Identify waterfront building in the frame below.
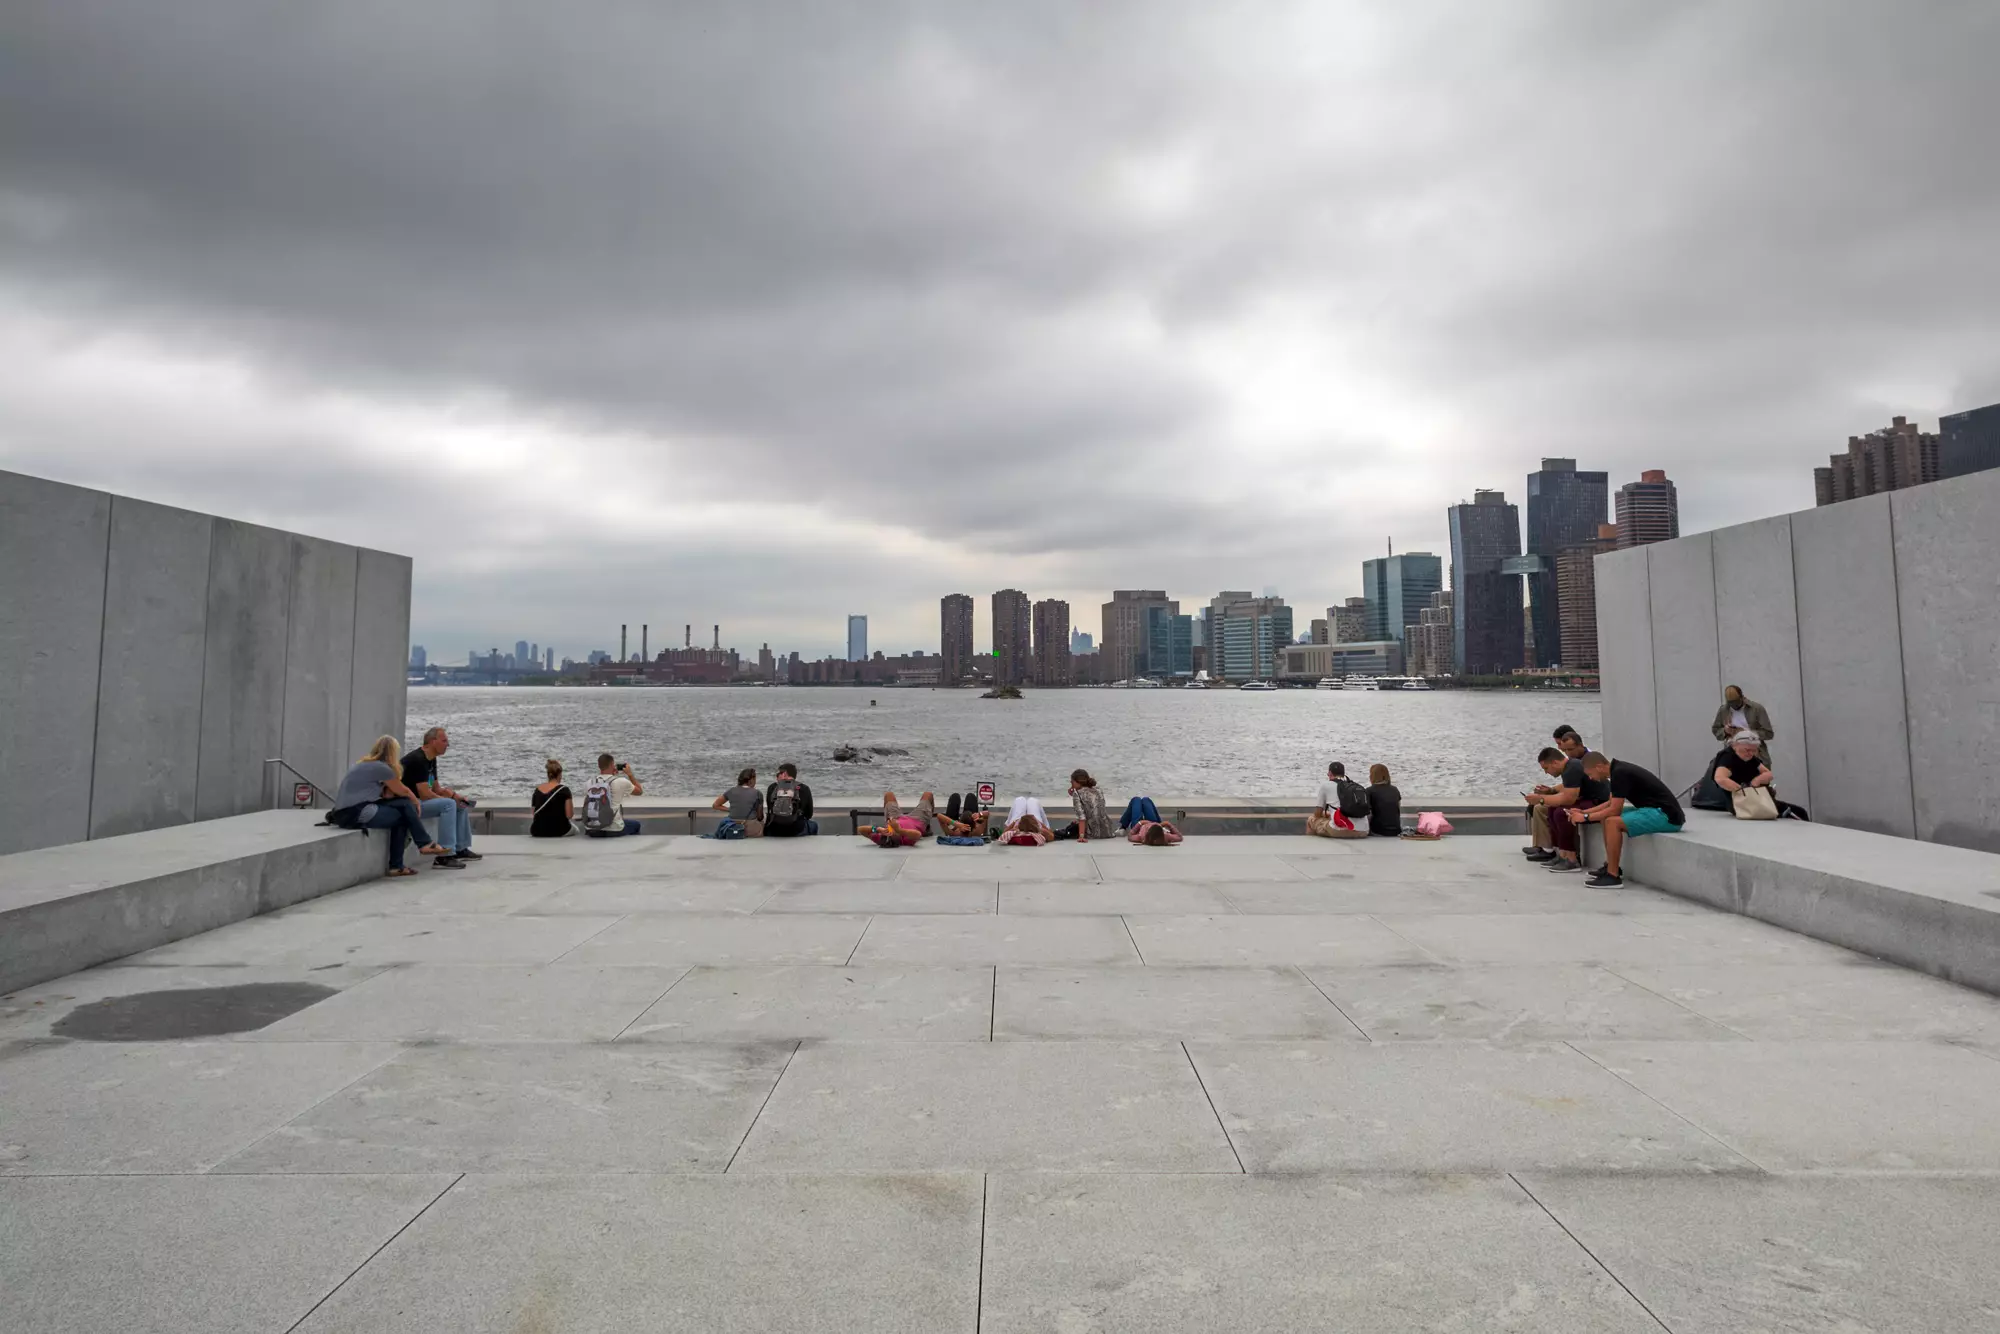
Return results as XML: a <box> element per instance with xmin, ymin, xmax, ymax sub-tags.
<box><xmin>846</xmin><ymin>615</ymin><xmax>868</xmax><ymax>662</ymax></box>
<box><xmin>1939</xmin><ymin>401</ymin><xmax>2000</xmax><ymax>482</ymax></box>
<box><xmin>1329</xmin><ymin>596</ymin><xmax>1369</xmax><ymax>644</ymax></box>
<box><xmin>993</xmin><ymin>588</ymin><xmax>1032</xmax><ymax>686</ymax></box>
<box><xmin>939</xmin><ymin>593</ymin><xmax>974</xmax><ymax>685</ymax></box>
<box><xmin>515</xmin><ymin>640</ymin><xmax>530</xmax><ymax>666</ymax></box>
<box><xmin>1208</xmin><ymin>592</ymin><xmax>1293</xmax><ymax>682</ymax></box>
<box><xmin>1362</xmin><ymin>552</ymin><xmax>1443</xmax><ymax>645</ymax></box>
<box><xmin>1309</xmin><ymin>618</ymin><xmax>1329</xmax><ymax>645</ymax></box>
<box><xmin>1615</xmin><ymin>470</ymin><xmax>1681</xmax><ymax>546</ymax></box>
<box><xmin>1071</xmin><ymin>650</ymin><xmax>1102</xmax><ymax>685</ymax></box>
<box><xmin>1144</xmin><ymin>605</ymin><xmax>1194</xmax><ymax>678</ymax></box>
<box><xmin>1032</xmin><ymin>598</ymin><xmax>1072</xmax><ymax>686</ymax></box>
<box><xmin>1100</xmin><ymin>590</ymin><xmax>1177</xmax><ymax>681</ymax></box>
<box><xmin>1555</xmin><ymin>523</ymin><xmax>1618</xmax><ymax>671</ymax></box>
<box><xmin>1069</xmin><ymin>629</ymin><xmax>1094</xmax><ymax>654</ymax></box>
<box><xmin>1525</xmin><ymin>459</ymin><xmax>1608</xmax><ymax>668</ymax></box>
<box><xmin>1403</xmin><ymin>589</ymin><xmax>1454</xmax><ymax>677</ymax></box>
<box><xmin>409</xmin><ymin>645</ymin><xmax>427</xmax><ymax>670</ymax></box>
<box><xmin>1278</xmin><ymin>640</ymin><xmax>1404</xmax><ymax>682</ymax></box>
<box><xmin>1813</xmin><ymin>416</ymin><xmax>1939</xmax><ymax>505</ymax></box>
<box><xmin>1448</xmin><ymin>489</ymin><xmax>1524</xmax><ymax>676</ymax></box>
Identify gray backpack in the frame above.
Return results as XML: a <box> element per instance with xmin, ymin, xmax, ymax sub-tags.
<box><xmin>768</xmin><ymin>779</ymin><xmax>801</xmax><ymax>824</ymax></box>
<box><xmin>582</xmin><ymin>777</ymin><xmax>617</xmax><ymax>832</ymax></box>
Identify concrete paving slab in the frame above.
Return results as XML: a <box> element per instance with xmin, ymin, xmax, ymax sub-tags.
<box><xmin>1186</xmin><ymin>1041</ymin><xmax>1755</xmax><ymax>1172</ymax></box>
<box><xmin>284</xmin><ymin>871</ymin><xmax>567</xmax><ymax>916</ymax></box>
<box><xmin>560</xmin><ymin>913</ymin><xmax>871</xmax><ymax>966</ymax></box>
<box><xmin>688</xmin><ymin>857</ymin><xmax>906</xmax><ymax>881</ymax></box>
<box><xmin>253</xmin><ymin>964</ymin><xmax>686</xmax><ymax>1042</ymax></box>
<box><xmin>128</xmin><ymin>911</ymin><xmax>623</xmax><ymax>967</ymax></box>
<box><xmin>515</xmin><ymin>877</ymin><xmax>779</xmax><ymax>914</ymax></box>
<box><xmin>219</xmin><ymin>1041</ymin><xmax>794</xmax><ymax>1173</ymax></box>
<box><xmin>1380</xmin><ymin>910</ymin><xmax>1860</xmax><ymax>966</ymax></box>
<box><xmin>1521</xmin><ymin>1173</ymin><xmax>2000</xmax><ymax>1334</ymax></box>
<box><xmin>997</xmin><ymin>881</ymin><xmax>1237</xmax><ymax>915</ymax></box>
<box><xmin>1281</xmin><ymin>852</ymin><xmax>1505</xmax><ymax>882</ymax></box>
<box><xmin>730</xmin><ymin>1041</ymin><xmax>1239</xmax><ymax>1172</ymax></box>
<box><xmin>1612</xmin><ymin>960</ymin><xmax>2000</xmax><ymax>1042</ymax></box>
<box><xmin>1579</xmin><ymin>1039</ymin><xmax>2000</xmax><ymax>1170</ymax></box>
<box><xmin>981</xmin><ymin>1173</ymin><xmax>1660</xmax><ymax>1334</ymax></box>
<box><xmin>757</xmin><ymin>880</ymin><xmax>996</xmax><ymax>914</ymax></box>
<box><xmin>0</xmin><ymin>963</ymin><xmax>387</xmax><ymax>1040</ymax></box>
<box><xmin>1123</xmin><ymin>914</ymin><xmax>1436</xmax><ymax>966</ymax></box>
<box><xmin>848</xmin><ymin>914</ymin><xmax>1142</xmax><ymax>966</ymax></box>
<box><xmin>291</xmin><ymin>1173</ymin><xmax>982</xmax><ymax>1334</ymax></box>
<box><xmin>994</xmin><ymin>966</ymin><xmax>1359</xmax><ymax>1041</ymax></box>
<box><xmin>1220</xmin><ymin>878</ymin><xmax>1709</xmax><ymax>916</ymax></box>
<box><xmin>0</xmin><ymin>1039</ymin><xmax>400</xmax><ymax>1173</ymax></box>
<box><xmin>1095</xmin><ymin>853</ymin><xmax>1305</xmax><ymax>882</ymax></box>
<box><xmin>896</xmin><ymin>855</ymin><xmax>1103</xmax><ymax>883</ymax></box>
<box><xmin>623</xmin><ymin>965</ymin><xmax>992</xmax><ymax>1041</ymax></box>
<box><xmin>0</xmin><ymin>1173</ymin><xmax>456</xmax><ymax>1334</ymax></box>
<box><xmin>1307</xmin><ymin>964</ymin><xmax>1738</xmax><ymax>1041</ymax></box>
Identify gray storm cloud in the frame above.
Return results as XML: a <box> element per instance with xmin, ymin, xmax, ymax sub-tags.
<box><xmin>2</xmin><ymin>0</ymin><xmax>1996</xmax><ymax>658</ymax></box>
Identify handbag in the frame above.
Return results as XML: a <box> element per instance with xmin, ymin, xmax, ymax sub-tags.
<box><xmin>1731</xmin><ymin>786</ymin><xmax>1778</xmax><ymax>820</ymax></box>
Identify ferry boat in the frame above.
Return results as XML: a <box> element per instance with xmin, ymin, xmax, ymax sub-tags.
<box><xmin>1238</xmin><ymin>680</ymin><xmax>1279</xmax><ymax>692</ymax></box>
<box><xmin>1314</xmin><ymin>677</ymin><xmax>1342</xmax><ymax>690</ymax></box>
<box><xmin>1401</xmin><ymin>677</ymin><xmax>1433</xmax><ymax>691</ymax></box>
<box><xmin>1344</xmin><ymin>674</ymin><xmax>1377</xmax><ymax>690</ymax></box>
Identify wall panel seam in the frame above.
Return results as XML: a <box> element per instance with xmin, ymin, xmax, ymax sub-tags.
<box><xmin>83</xmin><ymin>495</ymin><xmax>114</xmax><ymax>838</ymax></box>
<box><xmin>1885</xmin><ymin>498</ymin><xmax>1921</xmax><ymax>840</ymax></box>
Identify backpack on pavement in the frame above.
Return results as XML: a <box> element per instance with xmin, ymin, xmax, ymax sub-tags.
<box><xmin>582</xmin><ymin>777</ymin><xmax>616</xmax><ymax>833</ymax></box>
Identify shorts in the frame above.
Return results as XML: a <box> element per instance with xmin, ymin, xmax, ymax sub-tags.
<box><xmin>1620</xmin><ymin>807</ymin><xmax>1683</xmax><ymax>838</ymax></box>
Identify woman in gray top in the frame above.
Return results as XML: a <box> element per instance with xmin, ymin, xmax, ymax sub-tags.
<box><xmin>1069</xmin><ymin>770</ymin><xmax>1117</xmax><ymax>842</ymax></box>
<box><xmin>712</xmin><ymin>768</ymin><xmax>765</xmax><ymax>826</ymax></box>
<box><xmin>328</xmin><ymin>736</ymin><xmax>450</xmax><ymax>875</ymax></box>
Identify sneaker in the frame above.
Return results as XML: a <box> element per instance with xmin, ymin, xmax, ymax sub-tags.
<box><xmin>432</xmin><ymin>856</ymin><xmax>467</xmax><ymax>870</ymax></box>
<box><xmin>1545</xmin><ymin>859</ymin><xmax>1585</xmax><ymax>873</ymax></box>
<box><xmin>1586</xmin><ymin>870</ymin><xmax>1624</xmax><ymax>888</ymax></box>
<box><xmin>1523</xmin><ymin>848</ymin><xmax>1555</xmax><ymax>862</ymax></box>
<box><xmin>1520</xmin><ymin>845</ymin><xmax>1543</xmax><ymax>856</ymax></box>
<box><xmin>454</xmin><ymin>849</ymin><xmax>483</xmax><ymax>861</ymax></box>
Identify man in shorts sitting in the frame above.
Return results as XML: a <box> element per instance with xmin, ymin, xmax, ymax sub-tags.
<box><xmin>1568</xmin><ymin>752</ymin><xmax>1684</xmax><ymax>888</ymax></box>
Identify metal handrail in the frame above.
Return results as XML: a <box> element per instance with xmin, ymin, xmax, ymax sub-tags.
<box><xmin>264</xmin><ymin>757</ymin><xmax>334</xmax><ymax>809</ymax></box>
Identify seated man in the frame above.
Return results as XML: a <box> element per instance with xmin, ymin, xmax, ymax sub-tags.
<box><xmin>1523</xmin><ymin>730</ymin><xmax>1604</xmax><ymax>872</ymax></box>
<box><xmin>1306</xmin><ymin>762</ymin><xmax>1369</xmax><ymax>838</ymax></box>
<box><xmin>763</xmin><ymin>763</ymin><xmax>817</xmax><ymax>837</ymax></box>
<box><xmin>403</xmin><ymin>726</ymin><xmax>477</xmax><ymax>868</ymax></box>
<box><xmin>581</xmin><ymin>753</ymin><xmax>643</xmax><ymax>836</ymax></box>
<box><xmin>1568</xmin><ymin>752</ymin><xmax>1684</xmax><ymax>888</ymax></box>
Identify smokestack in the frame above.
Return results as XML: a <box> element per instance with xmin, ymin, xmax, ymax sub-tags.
<box><xmin>620</xmin><ymin>624</ymin><xmax>627</xmax><ymax>662</ymax></box>
<box><xmin>641</xmin><ymin>624</ymin><xmax>648</xmax><ymax>662</ymax></box>
<box><xmin>712</xmin><ymin>624</ymin><xmax>720</xmax><ymax>650</ymax></box>
<box><xmin>685</xmin><ymin>624</ymin><xmax>691</xmax><ymax>649</ymax></box>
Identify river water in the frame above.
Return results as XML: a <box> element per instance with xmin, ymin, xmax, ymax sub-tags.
<box><xmin>401</xmin><ymin>686</ymin><xmax>1601</xmax><ymax>802</ymax></box>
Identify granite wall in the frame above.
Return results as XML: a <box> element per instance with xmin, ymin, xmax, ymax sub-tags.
<box><xmin>0</xmin><ymin>470</ymin><xmax>411</xmax><ymax>855</ymax></box>
<box><xmin>1594</xmin><ymin>467</ymin><xmax>2000</xmax><ymax>852</ymax></box>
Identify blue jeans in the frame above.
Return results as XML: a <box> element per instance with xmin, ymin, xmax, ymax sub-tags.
<box><xmin>339</xmin><ymin>798</ymin><xmax>433</xmax><ymax>870</ymax></box>
<box><xmin>588</xmin><ymin>819</ymin><xmax>642</xmax><ymax>837</ymax></box>
<box><xmin>420</xmin><ymin>797</ymin><xmax>472</xmax><ymax>853</ymax></box>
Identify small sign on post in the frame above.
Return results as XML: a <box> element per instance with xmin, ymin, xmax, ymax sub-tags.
<box><xmin>975</xmin><ymin>780</ymin><xmax>996</xmax><ymax>808</ymax></box>
<box><xmin>292</xmin><ymin>782</ymin><xmax>314</xmax><ymax>808</ymax></box>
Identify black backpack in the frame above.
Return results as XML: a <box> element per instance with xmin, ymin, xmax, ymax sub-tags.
<box><xmin>1336</xmin><ymin>778</ymin><xmax>1371</xmax><ymax>819</ymax></box>
<box><xmin>769</xmin><ymin>780</ymin><xmax>802</xmax><ymax>823</ymax></box>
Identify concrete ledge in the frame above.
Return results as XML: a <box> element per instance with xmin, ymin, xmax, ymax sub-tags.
<box><xmin>0</xmin><ymin>812</ymin><xmax>386</xmax><ymax>994</ymax></box>
<box><xmin>1621</xmin><ymin>812</ymin><xmax>2000</xmax><ymax>995</ymax></box>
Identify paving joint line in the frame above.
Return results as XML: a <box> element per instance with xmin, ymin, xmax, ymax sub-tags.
<box><xmin>843</xmin><ymin>916</ymin><xmax>874</xmax><ymax>966</ymax></box>
<box><xmin>608</xmin><ymin>965</ymin><xmax>697</xmax><ymax>1041</ymax></box>
<box><xmin>723</xmin><ymin>1040</ymin><xmax>801</xmax><ymax>1173</ymax></box>
<box><xmin>988</xmin><ymin>966</ymin><xmax>998</xmax><ymax>1042</ymax></box>
<box><xmin>282</xmin><ymin>1172</ymin><xmax>464</xmax><ymax>1333</ymax></box>
<box><xmin>1293</xmin><ymin>965</ymin><xmax>1372</xmax><ymax>1041</ymax></box>
<box><xmin>199</xmin><ymin>1043</ymin><xmax>409</xmax><ymax>1173</ymax></box>
<box><xmin>1507</xmin><ymin>1172</ymin><xmax>1677</xmax><ymax>1333</ymax></box>
<box><xmin>1117</xmin><ymin>915</ymin><xmax>1146</xmax><ymax>965</ymax></box>
<box><xmin>1362</xmin><ymin>912</ymin><xmax>1447</xmax><ymax>964</ymax></box>
<box><xmin>974</xmin><ymin>1172</ymin><xmax>989</xmax><ymax>1333</ymax></box>
<box><xmin>542</xmin><ymin>912</ymin><xmax>634</xmax><ymax>964</ymax></box>
<box><xmin>1561</xmin><ymin>1039</ymin><xmax>1773</xmax><ymax>1172</ymax></box>
<box><xmin>1181</xmin><ymin>1041</ymin><xmax>1245</xmax><ymax>1174</ymax></box>
<box><xmin>1599</xmin><ymin>965</ymin><xmax>1758</xmax><ymax>1040</ymax></box>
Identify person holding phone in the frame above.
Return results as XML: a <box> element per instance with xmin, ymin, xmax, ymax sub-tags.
<box><xmin>582</xmin><ymin>752</ymin><xmax>644</xmax><ymax>836</ymax></box>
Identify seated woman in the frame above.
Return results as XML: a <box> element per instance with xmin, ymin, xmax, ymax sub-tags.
<box><xmin>1063</xmin><ymin>770</ymin><xmax>1117</xmax><ymax>842</ymax></box>
<box><xmin>711</xmin><ymin>768</ymin><xmax>764</xmax><ymax>834</ymax></box>
<box><xmin>859</xmin><ymin>791</ymin><xmax>936</xmax><ymax>846</ymax></box>
<box><xmin>529</xmin><ymin>758</ymin><xmax>574</xmax><ymax>837</ymax></box>
<box><xmin>1366</xmin><ymin>763</ymin><xmax>1403</xmax><ymax>836</ymax></box>
<box><xmin>1710</xmin><ymin>730</ymin><xmax>1803</xmax><ymax>820</ymax></box>
<box><xmin>1127</xmin><ymin>818</ymin><xmax>1183</xmax><ymax>846</ymax></box>
<box><xmin>327</xmin><ymin>735</ymin><xmax>450</xmax><ymax>876</ymax></box>
<box><xmin>1001</xmin><ymin>812</ymin><xmax>1052</xmax><ymax>846</ymax></box>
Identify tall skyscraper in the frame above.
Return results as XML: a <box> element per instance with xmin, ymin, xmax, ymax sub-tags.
<box><xmin>1208</xmin><ymin>592</ymin><xmax>1293</xmax><ymax>681</ymax></box>
<box><xmin>1069</xmin><ymin>629</ymin><xmax>1094</xmax><ymax>654</ymax></box>
<box><xmin>1448</xmin><ymin>489</ymin><xmax>1524</xmax><ymax>676</ymax></box>
<box><xmin>1362</xmin><ymin>552</ymin><xmax>1444</xmax><ymax>645</ymax></box>
<box><xmin>1615</xmin><ymin>470</ymin><xmax>1681</xmax><ymax>546</ymax></box>
<box><xmin>515</xmin><ymin>640</ymin><xmax>530</xmax><ymax>666</ymax></box>
<box><xmin>1812</xmin><ymin>416</ymin><xmax>1939</xmax><ymax>505</ymax></box>
<box><xmin>1554</xmin><ymin>523</ymin><xmax>1618</xmax><ymax>671</ymax></box>
<box><xmin>545</xmin><ymin>647</ymin><xmax>555</xmax><ymax>672</ymax></box>
<box><xmin>1032</xmin><ymin>599</ymin><xmax>1072</xmax><ymax>686</ymax></box>
<box><xmin>1143</xmin><ymin>605</ymin><xmax>1194</xmax><ymax>677</ymax></box>
<box><xmin>1100</xmin><ymin>590</ymin><xmax>1177</xmax><ymax>682</ymax></box>
<box><xmin>1939</xmin><ymin>401</ymin><xmax>2000</xmax><ymax>482</ymax></box>
<box><xmin>939</xmin><ymin>593</ymin><xmax>974</xmax><ymax>684</ymax></box>
<box><xmin>846</xmin><ymin>615</ymin><xmax>868</xmax><ymax>662</ymax></box>
<box><xmin>409</xmin><ymin>645</ymin><xmax>427</xmax><ymax>670</ymax></box>
<box><xmin>1525</xmin><ymin>459</ymin><xmax>1609</xmax><ymax>667</ymax></box>
<box><xmin>1328</xmin><ymin>596</ymin><xmax>1369</xmax><ymax>643</ymax></box>
<box><xmin>992</xmin><ymin>589</ymin><xmax>1032</xmax><ymax>685</ymax></box>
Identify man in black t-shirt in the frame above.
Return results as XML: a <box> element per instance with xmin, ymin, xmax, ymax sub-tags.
<box><xmin>1568</xmin><ymin>752</ymin><xmax>1683</xmax><ymax>887</ymax></box>
<box><xmin>1525</xmin><ymin>731</ymin><xmax>1611</xmax><ymax>871</ymax></box>
<box><xmin>763</xmin><ymin>761</ymin><xmax>818</xmax><ymax>837</ymax></box>
<box><xmin>401</xmin><ymin>726</ymin><xmax>477</xmax><ymax>867</ymax></box>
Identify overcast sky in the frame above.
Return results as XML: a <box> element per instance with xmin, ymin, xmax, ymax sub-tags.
<box><xmin>3</xmin><ymin>1</ymin><xmax>1996</xmax><ymax>662</ymax></box>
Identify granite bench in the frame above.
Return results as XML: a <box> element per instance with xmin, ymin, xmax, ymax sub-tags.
<box><xmin>1615</xmin><ymin>811</ymin><xmax>2000</xmax><ymax>995</ymax></box>
<box><xmin>0</xmin><ymin>811</ymin><xmax>388</xmax><ymax>994</ymax></box>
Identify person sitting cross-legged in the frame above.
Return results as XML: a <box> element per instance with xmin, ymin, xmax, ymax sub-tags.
<box><xmin>1567</xmin><ymin>752</ymin><xmax>1684</xmax><ymax>888</ymax></box>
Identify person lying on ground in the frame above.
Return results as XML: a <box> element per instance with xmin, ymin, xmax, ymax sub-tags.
<box><xmin>1001</xmin><ymin>813</ymin><xmax>1052</xmax><ymax>846</ymax></box>
<box><xmin>859</xmin><ymin>791</ymin><xmax>937</xmax><ymax>845</ymax></box>
<box><xmin>328</xmin><ymin>735</ymin><xmax>451</xmax><ymax>876</ymax></box>
<box><xmin>1127</xmin><ymin>819</ymin><xmax>1183</xmax><ymax>846</ymax></box>
<box><xmin>943</xmin><ymin>792</ymin><xmax>989</xmax><ymax>836</ymax></box>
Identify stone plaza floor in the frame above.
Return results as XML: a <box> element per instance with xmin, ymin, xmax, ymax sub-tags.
<box><xmin>6</xmin><ymin>833</ymin><xmax>2000</xmax><ymax>1331</ymax></box>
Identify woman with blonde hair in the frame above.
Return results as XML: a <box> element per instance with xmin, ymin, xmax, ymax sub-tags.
<box><xmin>530</xmin><ymin>758</ymin><xmax>575</xmax><ymax>838</ymax></box>
<box><xmin>327</xmin><ymin>735</ymin><xmax>449</xmax><ymax>875</ymax></box>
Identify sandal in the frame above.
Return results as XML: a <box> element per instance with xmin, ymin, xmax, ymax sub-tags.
<box><xmin>418</xmin><ymin>844</ymin><xmax>450</xmax><ymax>855</ymax></box>
<box><xmin>386</xmin><ymin>866</ymin><xmax>419</xmax><ymax>877</ymax></box>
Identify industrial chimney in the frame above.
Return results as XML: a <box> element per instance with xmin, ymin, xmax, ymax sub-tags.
<box><xmin>712</xmin><ymin>624</ymin><xmax>720</xmax><ymax>651</ymax></box>
<box><xmin>685</xmin><ymin>624</ymin><xmax>691</xmax><ymax>649</ymax></box>
<box><xmin>619</xmin><ymin>624</ymin><xmax>627</xmax><ymax>662</ymax></box>
<box><xmin>641</xmin><ymin>624</ymin><xmax>648</xmax><ymax>662</ymax></box>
